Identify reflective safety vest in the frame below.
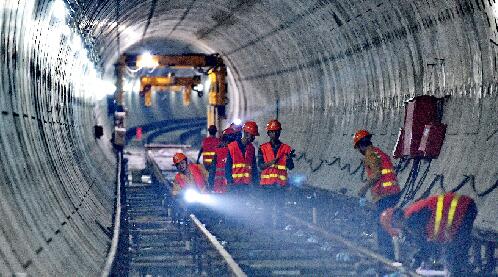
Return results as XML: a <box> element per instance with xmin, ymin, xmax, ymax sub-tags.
<box><xmin>227</xmin><ymin>141</ymin><xmax>255</xmax><ymax>185</ymax></box>
<box><xmin>174</xmin><ymin>164</ymin><xmax>207</xmax><ymax>192</ymax></box>
<box><xmin>366</xmin><ymin>147</ymin><xmax>400</xmax><ymax>199</ymax></box>
<box><xmin>404</xmin><ymin>193</ymin><xmax>473</xmax><ymax>242</ymax></box>
<box><xmin>201</xmin><ymin>137</ymin><xmax>220</xmax><ymax>167</ymax></box>
<box><xmin>213</xmin><ymin>146</ymin><xmax>228</xmax><ymax>193</ymax></box>
<box><xmin>260</xmin><ymin>142</ymin><xmax>292</xmax><ymax>186</ymax></box>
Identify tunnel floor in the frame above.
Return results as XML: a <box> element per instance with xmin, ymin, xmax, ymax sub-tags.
<box><xmin>112</xmin><ymin>145</ymin><xmax>498</xmax><ymax>277</ymax></box>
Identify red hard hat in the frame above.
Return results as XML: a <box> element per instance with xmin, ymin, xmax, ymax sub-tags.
<box><xmin>222</xmin><ymin>127</ymin><xmax>235</xmax><ymax>135</ymax></box>
<box><xmin>230</xmin><ymin>123</ymin><xmax>242</xmax><ymax>133</ymax></box>
<box><xmin>172</xmin><ymin>153</ymin><xmax>187</xmax><ymax>165</ymax></box>
<box><xmin>266</xmin><ymin>119</ymin><xmax>282</xmax><ymax>131</ymax></box>
<box><xmin>380</xmin><ymin>208</ymin><xmax>401</xmax><ymax>237</ymax></box>
<box><xmin>243</xmin><ymin>121</ymin><xmax>260</xmax><ymax>136</ymax></box>
<box><xmin>208</xmin><ymin>125</ymin><xmax>217</xmax><ymax>131</ymax></box>
<box><xmin>353</xmin><ymin>129</ymin><xmax>372</xmax><ymax>148</ymax></box>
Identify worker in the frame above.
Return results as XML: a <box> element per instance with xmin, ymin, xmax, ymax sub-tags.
<box><xmin>225</xmin><ymin>121</ymin><xmax>259</xmax><ymax>195</ymax></box>
<box><xmin>257</xmin><ymin>119</ymin><xmax>295</xmax><ymax>227</ymax></box>
<box><xmin>172</xmin><ymin>152</ymin><xmax>208</xmax><ymax>196</ymax></box>
<box><xmin>353</xmin><ymin>129</ymin><xmax>401</xmax><ymax>260</ymax></box>
<box><xmin>380</xmin><ymin>193</ymin><xmax>477</xmax><ymax>276</ymax></box>
<box><xmin>208</xmin><ymin>128</ymin><xmax>236</xmax><ymax>193</ymax></box>
<box><xmin>197</xmin><ymin>125</ymin><xmax>220</xmax><ymax>169</ymax></box>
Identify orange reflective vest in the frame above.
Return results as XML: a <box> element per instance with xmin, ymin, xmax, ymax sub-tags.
<box><xmin>174</xmin><ymin>164</ymin><xmax>207</xmax><ymax>192</ymax></box>
<box><xmin>404</xmin><ymin>193</ymin><xmax>473</xmax><ymax>242</ymax></box>
<box><xmin>201</xmin><ymin>137</ymin><xmax>220</xmax><ymax>167</ymax></box>
<box><xmin>260</xmin><ymin>142</ymin><xmax>292</xmax><ymax>186</ymax></box>
<box><xmin>227</xmin><ymin>141</ymin><xmax>255</xmax><ymax>185</ymax></box>
<box><xmin>213</xmin><ymin>146</ymin><xmax>228</xmax><ymax>193</ymax></box>
<box><xmin>366</xmin><ymin>147</ymin><xmax>400</xmax><ymax>199</ymax></box>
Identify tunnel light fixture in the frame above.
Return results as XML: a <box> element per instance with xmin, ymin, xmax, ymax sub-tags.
<box><xmin>136</xmin><ymin>52</ymin><xmax>159</xmax><ymax>68</ymax></box>
<box><xmin>193</xmin><ymin>84</ymin><xmax>204</xmax><ymax>92</ymax></box>
<box><xmin>51</xmin><ymin>0</ymin><xmax>68</xmax><ymax>21</ymax></box>
<box><xmin>233</xmin><ymin>118</ymin><xmax>242</xmax><ymax>126</ymax></box>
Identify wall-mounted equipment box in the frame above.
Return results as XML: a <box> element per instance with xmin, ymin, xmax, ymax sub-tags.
<box><xmin>94</xmin><ymin>125</ymin><xmax>104</xmax><ymax>139</ymax></box>
<box><xmin>393</xmin><ymin>95</ymin><xmax>446</xmax><ymax>159</ymax></box>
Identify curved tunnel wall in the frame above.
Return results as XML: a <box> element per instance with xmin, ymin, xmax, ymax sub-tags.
<box><xmin>0</xmin><ymin>0</ymin><xmax>497</xmax><ymax>275</ymax></box>
<box><xmin>0</xmin><ymin>1</ymin><xmax>115</xmax><ymax>275</ymax></box>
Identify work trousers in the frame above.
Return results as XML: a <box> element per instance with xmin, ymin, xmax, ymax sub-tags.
<box><xmin>258</xmin><ymin>185</ymin><xmax>286</xmax><ymax>228</ymax></box>
<box><xmin>375</xmin><ymin>193</ymin><xmax>401</xmax><ymax>260</ymax></box>
<box><xmin>443</xmin><ymin>201</ymin><xmax>477</xmax><ymax>276</ymax></box>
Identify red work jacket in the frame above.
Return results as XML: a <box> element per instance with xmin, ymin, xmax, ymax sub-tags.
<box><xmin>174</xmin><ymin>164</ymin><xmax>207</xmax><ymax>192</ymax></box>
<box><xmin>404</xmin><ymin>192</ymin><xmax>473</xmax><ymax>242</ymax></box>
<box><xmin>201</xmin><ymin>137</ymin><xmax>220</xmax><ymax>167</ymax></box>
<box><xmin>259</xmin><ymin>142</ymin><xmax>292</xmax><ymax>186</ymax></box>
<box><xmin>213</xmin><ymin>147</ymin><xmax>229</xmax><ymax>193</ymax></box>
<box><xmin>366</xmin><ymin>147</ymin><xmax>400</xmax><ymax>199</ymax></box>
<box><xmin>227</xmin><ymin>141</ymin><xmax>255</xmax><ymax>185</ymax></box>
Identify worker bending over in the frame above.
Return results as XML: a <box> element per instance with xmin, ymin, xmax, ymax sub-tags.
<box><xmin>225</xmin><ymin>121</ymin><xmax>259</xmax><ymax>195</ymax></box>
<box><xmin>197</xmin><ymin>125</ymin><xmax>220</xmax><ymax>169</ymax></box>
<box><xmin>208</xmin><ymin>128</ymin><xmax>236</xmax><ymax>193</ymax></box>
<box><xmin>354</xmin><ymin>129</ymin><xmax>401</xmax><ymax>260</ymax></box>
<box><xmin>381</xmin><ymin>192</ymin><xmax>477</xmax><ymax>276</ymax></box>
<box><xmin>172</xmin><ymin>153</ymin><xmax>208</xmax><ymax>196</ymax></box>
<box><xmin>258</xmin><ymin>119</ymin><xmax>295</xmax><ymax>227</ymax></box>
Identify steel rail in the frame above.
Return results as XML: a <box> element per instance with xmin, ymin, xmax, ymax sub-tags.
<box><xmin>189</xmin><ymin>214</ymin><xmax>247</xmax><ymax>277</ymax></box>
<box><xmin>284</xmin><ymin>212</ymin><xmax>422</xmax><ymax>277</ymax></box>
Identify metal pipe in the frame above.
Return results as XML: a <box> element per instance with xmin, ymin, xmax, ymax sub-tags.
<box><xmin>101</xmin><ymin>154</ymin><xmax>123</xmax><ymax>277</ymax></box>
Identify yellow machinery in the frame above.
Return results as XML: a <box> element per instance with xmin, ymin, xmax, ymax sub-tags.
<box><xmin>115</xmin><ymin>53</ymin><xmax>228</xmax><ymax>130</ymax></box>
<box><xmin>140</xmin><ymin>76</ymin><xmax>201</xmax><ymax>107</ymax></box>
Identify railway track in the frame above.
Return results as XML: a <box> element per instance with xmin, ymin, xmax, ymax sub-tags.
<box><xmin>124</xmin><ymin>177</ymin><xmax>415</xmax><ymax>276</ymax></box>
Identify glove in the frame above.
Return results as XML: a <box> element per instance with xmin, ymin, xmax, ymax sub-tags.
<box><xmin>359</xmin><ymin>197</ymin><xmax>367</xmax><ymax>207</ymax></box>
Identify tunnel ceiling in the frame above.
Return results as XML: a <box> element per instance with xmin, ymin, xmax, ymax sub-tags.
<box><xmin>0</xmin><ymin>0</ymin><xmax>497</xmax><ymax>275</ymax></box>
<box><xmin>67</xmin><ymin>0</ymin><xmax>498</xmax><ymax>232</ymax></box>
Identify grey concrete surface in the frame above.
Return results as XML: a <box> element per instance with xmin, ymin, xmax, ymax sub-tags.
<box><xmin>0</xmin><ymin>0</ymin><xmax>497</xmax><ymax>275</ymax></box>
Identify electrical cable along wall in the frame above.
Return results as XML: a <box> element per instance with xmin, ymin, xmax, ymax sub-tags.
<box><xmin>0</xmin><ymin>1</ymin><xmax>115</xmax><ymax>275</ymax></box>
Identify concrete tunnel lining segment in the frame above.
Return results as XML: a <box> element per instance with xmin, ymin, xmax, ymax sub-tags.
<box><xmin>0</xmin><ymin>0</ymin><xmax>497</xmax><ymax>275</ymax></box>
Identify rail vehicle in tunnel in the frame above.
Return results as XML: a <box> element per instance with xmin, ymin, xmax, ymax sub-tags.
<box><xmin>0</xmin><ymin>0</ymin><xmax>497</xmax><ymax>276</ymax></box>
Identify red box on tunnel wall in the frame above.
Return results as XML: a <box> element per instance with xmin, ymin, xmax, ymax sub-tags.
<box><xmin>418</xmin><ymin>123</ymin><xmax>447</xmax><ymax>158</ymax></box>
<box><xmin>393</xmin><ymin>95</ymin><xmax>446</xmax><ymax>158</ymax></box>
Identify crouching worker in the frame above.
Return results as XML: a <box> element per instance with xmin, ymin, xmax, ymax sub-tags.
<box><xmin>381</xmin><ymin>192</ymin><xmax>477</xmax><ymax>276</ymax></box>
<box><xmin>172</xmin><ymin>152</ymin><xmax>208</xmax><ymax>196</ymax></box>
<box><xmin>172</xmin><ymin>153</ymin><xmax>208</xmax><ymax>217</ymax></box>
<box><xmin>353</xmin><ymin>129</ymin><xmax>401</xmax><ymax>260</ymax></box>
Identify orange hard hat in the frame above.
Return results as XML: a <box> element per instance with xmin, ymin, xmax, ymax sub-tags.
<box><xmin>222</xmin><ymin>127</ymin><xmax>235</xmax><ymax>135</ymax></box>
<box><xmin>208</xmin><ymin>125</ymin><xmax>217</xmax><ymax>131</ymax></box>
<box><xmin>380</xmin><ymin>208</ymin><xmax>401</xmax><ymax>237</ymax></box>
<box><xmin>230</xmin><ymin>123</ymin><xmax>242</xmax><ymax>133</ymax></box>
<box><xmin>353</xmin><ymin>129</ymin><xmax>372</xmax><ymax>148</ymax></box>
<box><xmin>243</xmin><ymin>121</ymin><xmax>260</xmax><ymax>136</ymax></box>
<box><xmin>266</xmin><ymin>119</ymin><xmax>282</xmax><ymax>131</ymax></box>
<box><xmin>172</xmin><ymin>153</ymin><xmax>187</xmax><ymax>165</ymax></box>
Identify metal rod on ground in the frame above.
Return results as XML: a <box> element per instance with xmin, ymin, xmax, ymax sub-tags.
<box><xmin>312</xmin><ymin>207</ymin><xmax>317</xmax><ymax>225</ymax></box>
<box><xmin>284</xmin><ymin>212</ymin><xmax>422</xmax><ymax>277</ymax></box>
<box><xmin>102</xmin><ymin>154</ymin><xmax>123</xmax><ymax>277</ymax></box>
<box><xmin>190</xmin><ymin>214</ymin><xmax>247</xmax><ymax>277</ymax></box>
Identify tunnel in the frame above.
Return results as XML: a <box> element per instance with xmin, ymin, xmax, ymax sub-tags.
<box><xmin>0</xmin><ymin>0</ymin><xmax>497</xmax><ymax>275</ymax></box>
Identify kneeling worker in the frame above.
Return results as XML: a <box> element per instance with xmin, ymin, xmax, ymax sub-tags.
<box><xmin>172</xmin><ymin>152</ymin><xmax>208</xmax><ymax>196</ymax></box>
<box><xmin>381</xmin><ymin>192</ymin><xmax>477</xmax><ymax>276</ymax></box>
<box><xmin>354</xmin><ymin>129</ymin><xmax>401</xmax><ymax>260</ymax></box>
